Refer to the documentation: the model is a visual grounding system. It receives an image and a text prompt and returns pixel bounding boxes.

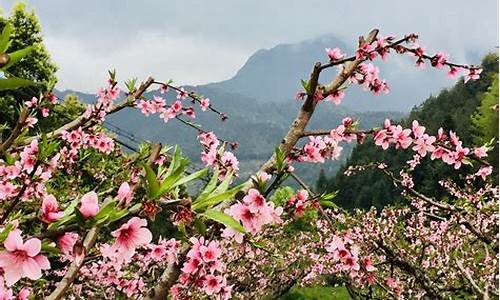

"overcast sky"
[0,0,498,92]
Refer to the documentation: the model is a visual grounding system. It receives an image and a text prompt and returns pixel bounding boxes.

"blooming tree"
[0,20,497,300]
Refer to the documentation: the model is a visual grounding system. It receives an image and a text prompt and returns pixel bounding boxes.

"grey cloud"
[0,0,497,92]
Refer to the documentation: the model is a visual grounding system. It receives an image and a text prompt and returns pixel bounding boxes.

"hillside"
[317,53,499,210]
[56,86,404,185]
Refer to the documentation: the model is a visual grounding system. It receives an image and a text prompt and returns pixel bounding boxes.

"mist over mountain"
[207,35,482,112]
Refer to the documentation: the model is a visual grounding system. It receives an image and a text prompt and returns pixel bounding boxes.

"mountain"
[207,35,482,112]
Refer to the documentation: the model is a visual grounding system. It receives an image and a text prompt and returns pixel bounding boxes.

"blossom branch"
[23,77,155,145]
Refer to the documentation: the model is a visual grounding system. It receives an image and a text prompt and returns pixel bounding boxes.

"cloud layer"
[0,0,497,92]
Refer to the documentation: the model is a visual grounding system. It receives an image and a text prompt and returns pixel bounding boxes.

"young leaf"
[0,46,34,71]
[0,77,35,91]
[192,183,244,211]
[300,79,310,93]
[156,158,189,197]
[208,171,233,197]
[141,162,160,198]
[0,23,12,53]
[275,147,285,172]
[196,168,220,202]
[201,209,245,233]
[94,200,117,220]
[0,223,14,243]
[170,168,208,189]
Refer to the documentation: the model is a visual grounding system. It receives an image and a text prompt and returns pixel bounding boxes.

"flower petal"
[4,229,23,251]
[34,254,51,270]
[4,265,22,286]
[23,238,41,257]
[22,257,42,280]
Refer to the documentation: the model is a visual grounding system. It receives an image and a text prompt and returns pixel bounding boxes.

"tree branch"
[25,77,155,145]
[0,107,29,153]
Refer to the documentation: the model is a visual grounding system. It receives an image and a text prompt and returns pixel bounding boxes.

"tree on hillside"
[0,2,57,127]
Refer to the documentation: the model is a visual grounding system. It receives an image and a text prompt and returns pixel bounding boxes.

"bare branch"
[0,107,29,153]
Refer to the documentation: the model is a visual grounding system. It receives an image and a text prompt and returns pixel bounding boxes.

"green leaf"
[1,46,34,71]
[171,168,208,189]
[201,209,245,233]
[300,79,310,93]
[320,191,338,201]
[107,208,129,223]
[0,77,35,91]
[41,243,60,256]
[95,200,117,220]
[319,200,337,208]
[141,162,160,198]
[275,147,285,172]
[163,146,183,178]
[192,183,244,211]
[0,223,14,242]
[196,169,220,201]
[155,159,189,198]
[0,23,12,53]
[209,171,233,197]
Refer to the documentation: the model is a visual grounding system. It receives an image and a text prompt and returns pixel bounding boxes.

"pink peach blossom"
[0,230,50,286]
[79,191,99,219]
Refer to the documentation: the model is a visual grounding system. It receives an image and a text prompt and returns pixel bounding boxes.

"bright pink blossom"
[111,217,152,262]
[41,194,64,223]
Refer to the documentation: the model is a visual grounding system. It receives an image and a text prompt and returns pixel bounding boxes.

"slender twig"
[0,108,29,153]
[153,81,226,117]
[454,256,486,298]
[23,77,155,145]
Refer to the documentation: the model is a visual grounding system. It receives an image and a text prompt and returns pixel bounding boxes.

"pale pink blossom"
[79,191,99,219]
[473,146,488,158]
[475,166,493,180]
[325,47,344,61]
[200,98,210,111]
[0,230,50,286]
[117,182,133,205]
[57,232,79,257]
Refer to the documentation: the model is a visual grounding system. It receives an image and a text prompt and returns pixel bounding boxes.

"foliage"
[0,2,57,128]
[280,286,351,300]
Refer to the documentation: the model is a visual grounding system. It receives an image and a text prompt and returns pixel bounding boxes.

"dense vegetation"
[0,3,57,128]
[318,53,499,210]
